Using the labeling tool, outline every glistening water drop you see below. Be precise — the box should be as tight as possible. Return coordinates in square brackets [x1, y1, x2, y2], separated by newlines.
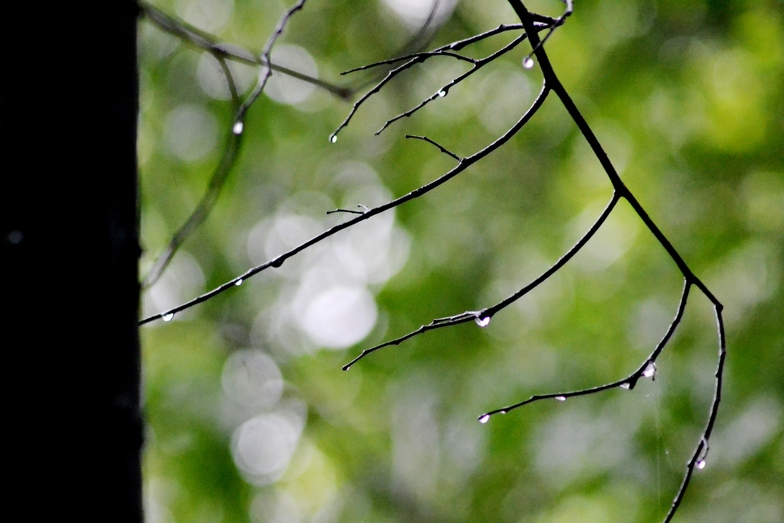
[475, 316, 491, 327]
[330, 135, 337, 143]
[232, 122, 243, 135]
[235, 279, 243, 286]
[555, 396, 566, 402]
[523, 57, 535, 69]
[438, 90, 447, 98]
[643, 362, 657, 379]
[479, 414, 490, 424]
[163, 312, 174, 322]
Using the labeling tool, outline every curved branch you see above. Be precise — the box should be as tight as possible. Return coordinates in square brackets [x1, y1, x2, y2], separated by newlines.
[343, 193, 619, 369]
[139, 82, 550, 325]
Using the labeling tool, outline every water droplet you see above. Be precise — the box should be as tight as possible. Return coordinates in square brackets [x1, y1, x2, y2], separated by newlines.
[479, 414, 490, 424]
[270, 259, 283, 268]
[620, 382, 631, 390]
[696, 459, 706, 470]
[232, 121, 243, 135]
[162, 312, 174, 322]
[475, 316, 491, 327]
[555, 396, 566, 402]
[643, 362, 657, 379]
[330, 135, 337, 143]
[235, 279, 243, 286]
[523, 57, 535, 69]
[438, 90, 447, 98]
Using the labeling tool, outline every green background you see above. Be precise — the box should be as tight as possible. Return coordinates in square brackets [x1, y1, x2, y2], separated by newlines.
[138, 0, 783, 521]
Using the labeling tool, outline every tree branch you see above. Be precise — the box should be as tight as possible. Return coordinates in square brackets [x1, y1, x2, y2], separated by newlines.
[139, 1, 354, 100]
[343, 193, 619, 370]
[139, 81, 550, 325]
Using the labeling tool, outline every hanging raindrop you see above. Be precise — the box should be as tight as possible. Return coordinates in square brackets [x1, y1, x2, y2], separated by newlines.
[162, 312, 174, 322]
[479, 414, 490, 424]
[438, 90, 447, 98]
[330, 135, 337, 143]
[643, 362, 657, 379]
[555, 396, 566, 402]
[235, 279, 243, 286]
[232, 121, 244, 135]
[620, 382, 631, 390]
[696, 459, 706, 470]
[475, 316, 491, 327]
[523, 57, 535, 69]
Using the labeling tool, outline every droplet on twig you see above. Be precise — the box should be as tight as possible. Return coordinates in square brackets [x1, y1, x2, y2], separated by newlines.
[232, 121, 244, 135]
[555, 396, 566, 402]
[523, 57, 535, 69]
[475, 316, 491, 327]
[696, 459, 706, 470]
[643, 362, 657, 379]
[620, 382, 631, 390]
[330, 135, 337, 143]
[478, 414, 490, 424]
[438, 90, 447, 98]
[163, 312, 175, 322]
[235, 279, 243, 286]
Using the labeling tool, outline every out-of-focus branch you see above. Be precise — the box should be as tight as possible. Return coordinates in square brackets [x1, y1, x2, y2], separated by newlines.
[139, 1, 354, 100]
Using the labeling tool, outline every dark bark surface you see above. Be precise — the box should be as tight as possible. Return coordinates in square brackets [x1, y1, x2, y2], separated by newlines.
[3, 2, 141, 520]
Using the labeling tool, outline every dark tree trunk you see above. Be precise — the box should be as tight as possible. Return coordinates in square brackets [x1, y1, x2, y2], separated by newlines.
[3, 2, 142, 520]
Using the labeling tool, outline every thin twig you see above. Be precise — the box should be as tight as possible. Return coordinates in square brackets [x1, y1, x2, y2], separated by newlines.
[520, 0, 572, 69]
[341, 24, 531, 74]
[330, 23, 553, 142]
[326, 205, 368, 215]
[375, 32, 529, 135]
[405, 134, 462, 161]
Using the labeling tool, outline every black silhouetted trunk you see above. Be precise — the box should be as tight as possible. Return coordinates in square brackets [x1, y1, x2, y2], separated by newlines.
[3, 2, 142, 521]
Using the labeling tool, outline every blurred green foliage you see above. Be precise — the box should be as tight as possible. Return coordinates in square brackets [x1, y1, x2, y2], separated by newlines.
[139, 0, 783, 521]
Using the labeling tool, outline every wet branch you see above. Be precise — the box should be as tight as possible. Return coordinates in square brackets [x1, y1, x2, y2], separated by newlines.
[342, 193, 618, 370]
[405, 134, 462, 161]
[139, 80, 550, 325]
